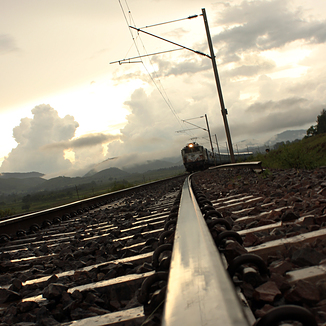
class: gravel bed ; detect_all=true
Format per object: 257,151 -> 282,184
0,179 -> 182,325
193,167 -> 326,325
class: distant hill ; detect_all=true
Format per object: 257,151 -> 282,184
84,157 -> 119,176
267,129 -> 306,145
237,129 -> 307,152
122,159 -> 180,174
31,176 -> 83,192
0,167 -> 132,195
0,177 -> 45,194
86,167 -> 130,182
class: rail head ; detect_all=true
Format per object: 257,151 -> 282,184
209,161 -> 262,170
162,176 -> 250,326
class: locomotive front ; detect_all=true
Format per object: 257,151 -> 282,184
181,142 -> 207,172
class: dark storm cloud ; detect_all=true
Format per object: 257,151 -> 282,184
43,133 -> 120,150
224,57 -> 276,78
152,55 -> 211,77
0,34 -> 19,54
213,0 -> 326,60
230,97 -> 319,137
246,97 -> 308,114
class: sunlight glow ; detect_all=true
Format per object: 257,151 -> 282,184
266,66 -> 309,79
0,77 -> 143,163
261,42 -> 311,79
39,77 -> 145,139
64,149 -> 75,163
239,92 -> 259,102
262,43 -> 312,66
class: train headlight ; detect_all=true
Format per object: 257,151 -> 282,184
188,143 -> 194,148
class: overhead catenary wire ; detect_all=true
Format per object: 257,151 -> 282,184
117,0 -> 195,137
110,48 -> 183,65
129,26 -> 211,59
138,14 -> 199,29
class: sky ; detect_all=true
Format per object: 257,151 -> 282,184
1,0 -> 326,177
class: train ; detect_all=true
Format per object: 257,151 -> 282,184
181,142 -> 216,172
181,142 -> 252,172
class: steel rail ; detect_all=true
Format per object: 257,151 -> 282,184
161,176 -> 250,326
209,161 -> 262,170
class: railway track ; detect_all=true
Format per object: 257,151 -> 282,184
0,166 -> 326,325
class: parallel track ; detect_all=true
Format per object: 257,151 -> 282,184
0,165 -> 325,325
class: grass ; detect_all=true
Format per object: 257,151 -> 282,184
247,133 -> 326,170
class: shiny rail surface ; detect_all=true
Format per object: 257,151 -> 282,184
162,176 -> 250,326
210,161 -> 262,171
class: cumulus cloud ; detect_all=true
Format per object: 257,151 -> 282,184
1,104 -> 125,176
0,104 -> 123,175
105,88 -> 192,163
0,104 -> 79,174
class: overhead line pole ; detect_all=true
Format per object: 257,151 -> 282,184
204,114 -> 215,161
202,8 -> 235,163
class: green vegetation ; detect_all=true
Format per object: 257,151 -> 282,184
306,109 -> 326,136
248,109 -> 326,170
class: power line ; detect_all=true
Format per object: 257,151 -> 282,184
139,15 -> 199,29
117,0 -> 193,137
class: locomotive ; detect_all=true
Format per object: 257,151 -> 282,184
181,142 -> 253,172
181,142 -> 216,172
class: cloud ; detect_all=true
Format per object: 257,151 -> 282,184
213,0 -> 326,60
43,133 -> 120,150
108,0 -> 326,158
106,87 -> 192,161
152,55 -> 211,77
223,55 -> 276,78
114,0 -> 326,83
0,34 -> 19,55
162,27 -> 190,40
0,104 -> 79,174
246,97 -> 308,114
0,104 -> 123,176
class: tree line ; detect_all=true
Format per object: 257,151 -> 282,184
306,109 -> 326,136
